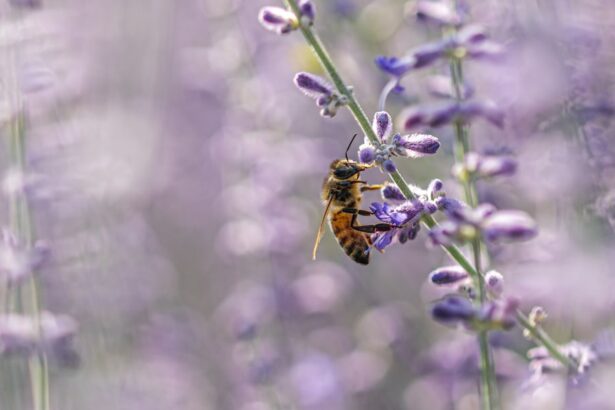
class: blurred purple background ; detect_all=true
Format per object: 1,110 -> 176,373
1,0 -> 615,409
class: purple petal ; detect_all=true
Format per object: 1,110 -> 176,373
430,265 -> 469,286
399,106 -> 428,130
382,159 -> 397,173
381,184 -> 406,201
373,230 -> 395,251
372,111 -> 393,141
482,210 -> 538,243
414,0 -> 462,26
258,7 -> 298,34
358,145 -> 376,164
293,72 -> 333,99
374,55 -> 417,77
398,134 -> 440,157
299,0 -> 315,24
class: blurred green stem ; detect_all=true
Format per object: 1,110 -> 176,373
8,85 -> 50,410
282,0 -> 573,373
449,55 -> 498,410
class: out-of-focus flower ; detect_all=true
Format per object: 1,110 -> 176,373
431,295 -> 475,325
482,210 -> 538,243
0,312 -> 77,358
425,74 -> 474,100
359,111 -> 439,173
429,265 -> 470,286
429,203 -> 537,246
290,353 -> 344,408
476,297 -> 519,330
338,349 -> 390,393
399,100 -> 504,130
528,341 -> 597,380
375,40 -> 452,78
293,72 -> 349,117
299,0 -> 316,25
258,6 -> 299,35
0,229 -> 49,285
484,270 -> 504,298
452,152 -> 517,181
375,25 -> 503,80
411,0 -> 465,27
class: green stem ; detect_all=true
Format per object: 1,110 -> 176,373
8,88 -> 50,410
281,0 -> 571,373
449,54 -> 498,409
516,311 -> 576,369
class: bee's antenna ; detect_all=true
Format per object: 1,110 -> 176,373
345,134 -> 358,162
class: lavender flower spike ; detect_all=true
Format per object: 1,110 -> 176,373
429,265 -> 469,286
258,6 -> 299,35
381,183 -> 406,201
481,210 -> 538,243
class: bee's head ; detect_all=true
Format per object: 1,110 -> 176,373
329,159 -> 370,180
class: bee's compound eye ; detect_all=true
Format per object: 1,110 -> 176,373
333,166 -> 356,179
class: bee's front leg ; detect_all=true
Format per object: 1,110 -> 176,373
359,184 -> 383,192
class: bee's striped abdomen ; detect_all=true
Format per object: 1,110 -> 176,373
330,212 -> 370,265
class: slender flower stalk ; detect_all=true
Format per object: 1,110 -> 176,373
449,49 -> 498,410
4,33 -> 50,410
280,0 -> 574,388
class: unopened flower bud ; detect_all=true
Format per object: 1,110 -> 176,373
294,72 -> 333,99
382,159 -> 397,173
429,265 -> 469,286
381,184 -> 405,201
299,0 -> 315,26
431,296 -> 475,324
397,133 -> 440,157
484,270 -> 504,297
358,144 -> 376,164
258,7 -> 299,35
482,210 -> 538,243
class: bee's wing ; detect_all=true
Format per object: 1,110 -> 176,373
312,196 -> 334,260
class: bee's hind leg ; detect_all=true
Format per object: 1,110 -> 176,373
341,208 -> 394,233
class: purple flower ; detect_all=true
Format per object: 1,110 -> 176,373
431,296 -> 476,324
381,184 -> 405,201
375,41 -> 450,78
372,230 -> 395,251
477,297 -> 519,330
413,0 -> 464,27
382,159 -> 396,173
485,270 -> 504,297
0,312 -> 77,358
395,133 -> 440,157
299,0 -> 315,25
258,7 -> 299,35
370,200 -> 423,226
294,72 -> 333,99
481,210 -> 538,243
293,72 -> 348,117
358,143 -> 376,163
0,229 -> 49,285
429,265 -> 469,286
399,106 -> 428,130
453,152 -> 517,180
373,111 -> 393,141
456,24 -> 488,45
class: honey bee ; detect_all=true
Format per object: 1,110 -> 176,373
312,135 -> 393,265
